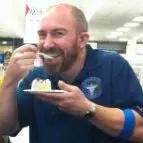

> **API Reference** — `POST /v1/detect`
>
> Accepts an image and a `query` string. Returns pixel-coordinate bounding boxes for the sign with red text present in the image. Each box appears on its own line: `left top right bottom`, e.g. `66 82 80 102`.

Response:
24 4 44 44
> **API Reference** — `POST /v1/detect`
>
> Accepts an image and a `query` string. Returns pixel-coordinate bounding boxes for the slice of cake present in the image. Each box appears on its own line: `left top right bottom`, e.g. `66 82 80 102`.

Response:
31 78 51 91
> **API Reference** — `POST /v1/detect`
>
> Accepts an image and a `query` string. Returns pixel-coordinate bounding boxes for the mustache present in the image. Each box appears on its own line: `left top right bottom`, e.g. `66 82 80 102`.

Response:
40 47 63 55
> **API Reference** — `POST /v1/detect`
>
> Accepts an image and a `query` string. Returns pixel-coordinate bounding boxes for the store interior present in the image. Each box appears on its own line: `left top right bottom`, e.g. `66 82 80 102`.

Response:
1 0 143 142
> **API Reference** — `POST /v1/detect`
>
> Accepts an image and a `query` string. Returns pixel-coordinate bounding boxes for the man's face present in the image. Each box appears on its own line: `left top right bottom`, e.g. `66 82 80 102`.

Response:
37 9 82 75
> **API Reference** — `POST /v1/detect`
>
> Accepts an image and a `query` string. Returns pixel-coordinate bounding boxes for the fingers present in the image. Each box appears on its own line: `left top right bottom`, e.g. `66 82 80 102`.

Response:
17 59 35 65
36 94 59 104
36 93 71 112
11 50 37 73
11 44 38 66
14 44 37 54
58 80 74 92
13 45 37 61
19 65 35 77
36 92 67 101
14 52 36 65
18 51 37 59
14 45 38 64
5 44 38 82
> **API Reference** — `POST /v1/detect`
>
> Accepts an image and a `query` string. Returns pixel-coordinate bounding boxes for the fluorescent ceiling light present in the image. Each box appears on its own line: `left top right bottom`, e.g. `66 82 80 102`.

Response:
133 16 143 22
138 34 143 38
106 34 117 39
106 32 123 39
116 27 130 32
2 41 7 44
124 22 140 28
111 31 123 36
89 35 95 40
134 34 143 40
119 38 128 41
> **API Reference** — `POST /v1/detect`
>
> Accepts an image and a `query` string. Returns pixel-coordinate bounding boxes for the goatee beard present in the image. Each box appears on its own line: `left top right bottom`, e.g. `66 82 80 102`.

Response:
44 65 62 76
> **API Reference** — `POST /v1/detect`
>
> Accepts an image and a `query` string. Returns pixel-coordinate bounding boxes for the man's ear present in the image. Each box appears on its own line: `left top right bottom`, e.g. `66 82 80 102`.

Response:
78 32 89 48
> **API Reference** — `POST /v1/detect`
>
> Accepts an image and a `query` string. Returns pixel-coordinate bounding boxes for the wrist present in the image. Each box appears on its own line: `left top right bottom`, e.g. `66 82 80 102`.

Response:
2 75 19 89
81 101 96 119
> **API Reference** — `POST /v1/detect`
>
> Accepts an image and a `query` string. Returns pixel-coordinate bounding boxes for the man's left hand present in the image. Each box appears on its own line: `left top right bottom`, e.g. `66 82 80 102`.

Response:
36 80 92 116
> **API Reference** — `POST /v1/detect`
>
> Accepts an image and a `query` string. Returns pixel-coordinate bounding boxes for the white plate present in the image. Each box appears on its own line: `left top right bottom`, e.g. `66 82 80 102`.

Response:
23 89 66 94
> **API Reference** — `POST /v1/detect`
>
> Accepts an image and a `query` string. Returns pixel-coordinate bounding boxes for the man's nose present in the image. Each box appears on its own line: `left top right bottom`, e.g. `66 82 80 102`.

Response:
43 35 55 49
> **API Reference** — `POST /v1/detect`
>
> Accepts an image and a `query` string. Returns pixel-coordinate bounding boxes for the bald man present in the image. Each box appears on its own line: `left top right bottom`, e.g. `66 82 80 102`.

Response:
0 3 143 143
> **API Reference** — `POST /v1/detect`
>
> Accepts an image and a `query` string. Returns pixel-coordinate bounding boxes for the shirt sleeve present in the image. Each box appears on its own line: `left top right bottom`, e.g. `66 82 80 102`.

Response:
16 73 35 128
111 56 143 116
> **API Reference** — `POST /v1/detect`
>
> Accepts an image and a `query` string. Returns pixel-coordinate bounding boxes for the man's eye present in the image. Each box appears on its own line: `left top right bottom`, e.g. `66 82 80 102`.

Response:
39 35 46 39
55 32 64 36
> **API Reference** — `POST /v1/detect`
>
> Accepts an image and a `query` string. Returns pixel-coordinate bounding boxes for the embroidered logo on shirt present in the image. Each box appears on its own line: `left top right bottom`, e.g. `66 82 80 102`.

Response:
81 77 102 99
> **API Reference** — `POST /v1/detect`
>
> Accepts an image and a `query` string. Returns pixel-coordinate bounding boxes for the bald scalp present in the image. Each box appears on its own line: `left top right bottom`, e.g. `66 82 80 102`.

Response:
44 3 88 33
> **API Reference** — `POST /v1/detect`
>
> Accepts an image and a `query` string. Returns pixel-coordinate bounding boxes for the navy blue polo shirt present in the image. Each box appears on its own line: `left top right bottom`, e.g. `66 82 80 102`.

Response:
16 45 143 143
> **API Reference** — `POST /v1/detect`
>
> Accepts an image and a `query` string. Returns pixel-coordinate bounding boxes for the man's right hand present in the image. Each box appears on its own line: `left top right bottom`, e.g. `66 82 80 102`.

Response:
4 44 37 85
0 44 37 135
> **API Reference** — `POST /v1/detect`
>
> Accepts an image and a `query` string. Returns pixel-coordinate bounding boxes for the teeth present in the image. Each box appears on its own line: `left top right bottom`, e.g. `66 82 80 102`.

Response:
38 52 54 59
47 53 57 57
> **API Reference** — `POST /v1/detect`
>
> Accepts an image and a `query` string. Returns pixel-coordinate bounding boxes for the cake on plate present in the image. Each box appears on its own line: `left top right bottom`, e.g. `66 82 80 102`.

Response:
31 78 51 91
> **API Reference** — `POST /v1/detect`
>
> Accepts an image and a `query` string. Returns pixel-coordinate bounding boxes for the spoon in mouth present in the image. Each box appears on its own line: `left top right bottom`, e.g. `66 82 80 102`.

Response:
38 52 54 60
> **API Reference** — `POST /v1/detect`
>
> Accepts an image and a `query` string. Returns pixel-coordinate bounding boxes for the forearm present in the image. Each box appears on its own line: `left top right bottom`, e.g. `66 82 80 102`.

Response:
130 111 143 142
0 75 19 135
89 104 124 136
87 102 143 141
0 45 37 135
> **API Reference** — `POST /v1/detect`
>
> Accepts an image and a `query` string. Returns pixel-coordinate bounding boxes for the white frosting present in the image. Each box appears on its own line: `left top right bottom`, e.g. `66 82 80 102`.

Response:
31 78 51 91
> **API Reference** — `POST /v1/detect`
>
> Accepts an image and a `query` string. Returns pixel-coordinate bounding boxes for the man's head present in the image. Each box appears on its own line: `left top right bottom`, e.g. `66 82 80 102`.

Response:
37 3 89 75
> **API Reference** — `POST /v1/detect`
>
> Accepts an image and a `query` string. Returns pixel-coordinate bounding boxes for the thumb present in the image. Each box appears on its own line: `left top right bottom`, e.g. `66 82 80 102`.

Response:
58 80 73 92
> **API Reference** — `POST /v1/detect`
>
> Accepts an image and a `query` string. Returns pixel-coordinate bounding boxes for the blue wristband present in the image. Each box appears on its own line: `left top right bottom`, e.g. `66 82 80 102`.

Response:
119 109 135 139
